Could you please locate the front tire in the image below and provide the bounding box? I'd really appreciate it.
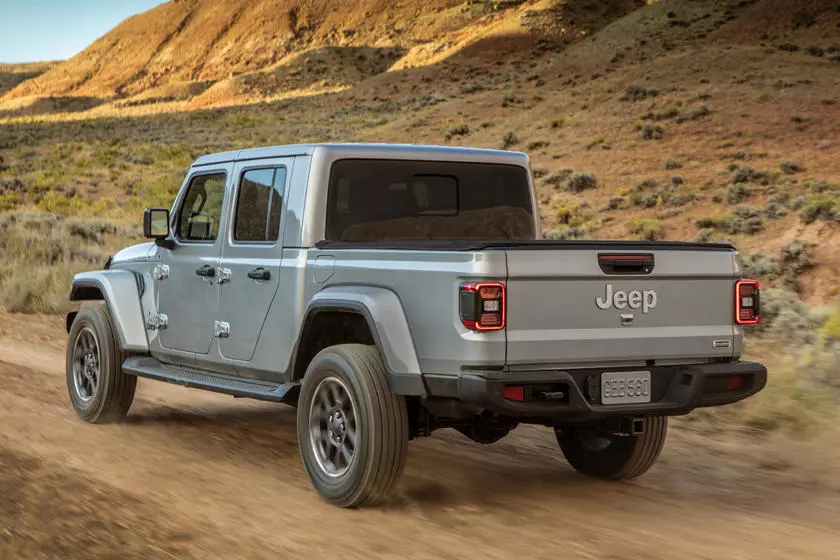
[297,344,408,508]
[556,417,668,480]
[66,303,136,423]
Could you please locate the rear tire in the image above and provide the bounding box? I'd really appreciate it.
[66,303,136,423]
[556,417,667,480]
[297,344,408,507]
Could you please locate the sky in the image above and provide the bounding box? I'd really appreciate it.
[0,0,166,63]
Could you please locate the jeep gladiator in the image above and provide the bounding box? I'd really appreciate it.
[65,143,767,507]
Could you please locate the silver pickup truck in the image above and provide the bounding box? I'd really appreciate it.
[66,143,767,507]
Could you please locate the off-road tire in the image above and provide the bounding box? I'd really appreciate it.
[556,417,668,480]
[66,303,136,423]
[297,344,408,508]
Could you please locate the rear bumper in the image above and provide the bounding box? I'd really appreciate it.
[424,361,767,422]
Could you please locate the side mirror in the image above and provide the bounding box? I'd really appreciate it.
[144,208,170,240]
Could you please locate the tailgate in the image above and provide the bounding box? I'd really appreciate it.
[504,248,738,367]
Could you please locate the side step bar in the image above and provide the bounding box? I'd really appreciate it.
[122,356,299,404]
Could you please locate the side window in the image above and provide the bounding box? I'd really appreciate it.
[233,167,286,243]
[176,173,226,242]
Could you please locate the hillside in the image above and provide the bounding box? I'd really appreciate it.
[0,0,839,310]
[0,0,643,112]
[0,62,55,97]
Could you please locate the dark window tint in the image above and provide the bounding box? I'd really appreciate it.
[234,167,286,242]
[326,159,535,242]
[177,173,226,241]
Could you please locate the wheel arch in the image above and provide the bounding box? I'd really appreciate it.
[69,270,149,353]
[291,286,426,396]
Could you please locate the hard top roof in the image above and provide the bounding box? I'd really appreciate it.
[191,142,529,167]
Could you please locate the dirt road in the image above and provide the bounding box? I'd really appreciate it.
[1,316,839,559]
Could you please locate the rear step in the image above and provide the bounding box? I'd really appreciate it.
[122,356,300,404]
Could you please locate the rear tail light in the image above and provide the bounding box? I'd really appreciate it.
[735,280,760,325]
[460,281,506,331]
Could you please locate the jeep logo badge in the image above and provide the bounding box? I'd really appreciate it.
[596,284,658,314]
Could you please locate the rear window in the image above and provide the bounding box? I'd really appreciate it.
[326,159,535,242]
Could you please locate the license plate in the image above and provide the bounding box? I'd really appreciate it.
[601,371,651,405]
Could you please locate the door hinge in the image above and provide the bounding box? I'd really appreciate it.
[151,264,170,281]
[146,312,168,330]
[217,267,232,284]
[214,321,231,338]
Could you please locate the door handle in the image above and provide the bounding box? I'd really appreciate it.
[247,267,271,281]
[195,264,216,278]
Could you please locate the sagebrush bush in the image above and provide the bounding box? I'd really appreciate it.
[696,206,764,234]
[732,166,772,185]
[663,157,683,170]
[801,195,838,223]
[742,252,779,278]
[754,289,822,343]
[602,196,626,211]
[501,131,519,149]
[762,201,789,219]
[543,169,574,189]
[566,172,598,193]
[623,85,658,101]
[727,183,752,204]
[780,161,805,174]
[544,226,587,240]
[445,123,470,139]
[641,124,664,140]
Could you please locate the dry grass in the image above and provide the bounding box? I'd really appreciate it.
[0,213,138,313]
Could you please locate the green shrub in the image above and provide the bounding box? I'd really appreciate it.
[801,195,838,223]
[762,201,789,219]
[627,218,663,241]
[663,157,683,170]
[501,131,519,149]
[543,169,574,189]
[742,252,780,278]
[727,183,752,204]
[555,203,586,226]
[732,166,772,185]
[566,172,598,193]
[780,161,805,174]
[622,85,658,101]
[696,206,764,234]
[527,139,551,151]
[805,180,839,193]
[545,226,588,240]
[445,123,470,139]
[754,289,821,343]
[675,105,711,123]
[641,124,665,140]
[778,238,815,278]
[602,196,626,211]
[531,166,549,179]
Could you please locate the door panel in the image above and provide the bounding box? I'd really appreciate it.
[218,158,293,364]
[157,169,229,356]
